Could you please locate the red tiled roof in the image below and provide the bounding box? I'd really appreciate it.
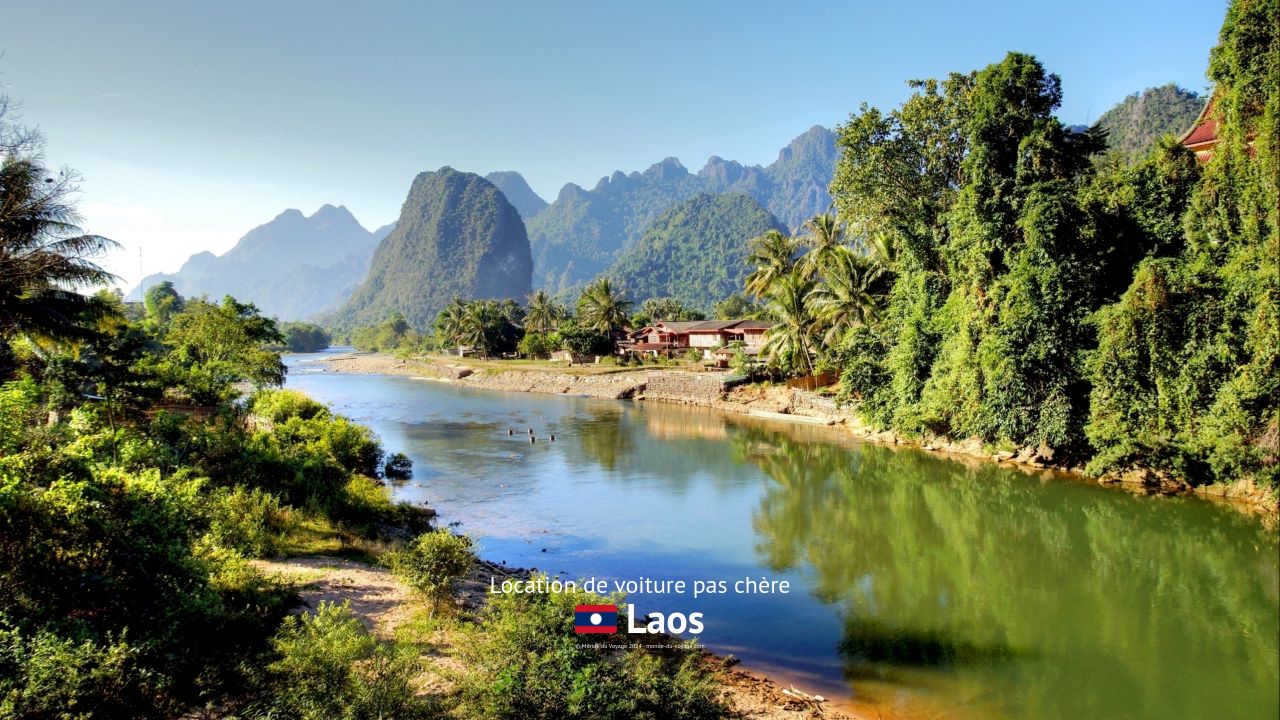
[1180,96,1218,148]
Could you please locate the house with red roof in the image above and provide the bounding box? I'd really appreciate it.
[623,319,772,365]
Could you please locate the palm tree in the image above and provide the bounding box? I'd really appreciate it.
[745,229,799,299]
[524,290,565,334]
[760,274,818,376]
[458,300,505,358]
[434,296,468,347]
[798,213,844,280]
[808,246,885,346]
[576,278,632,334]
[0,157,119,354]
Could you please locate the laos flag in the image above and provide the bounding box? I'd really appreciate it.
[574,604,618,634]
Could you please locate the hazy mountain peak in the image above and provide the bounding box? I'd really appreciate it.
[485,171,549,220]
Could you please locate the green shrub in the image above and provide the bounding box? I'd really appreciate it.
[457,578,724,720]
[264,601,431,720]
[251,389,330,423]
[205,486,294,557]
[388,530,475,612]
[0,619,151,720]
[384,452,413,479]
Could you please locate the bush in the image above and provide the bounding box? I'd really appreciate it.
[517,332,556,359]
[0,619,152,720]
[457,578,724,720]
[251,389,330,423]
[264,601,431,720]
[388,530,475,612]
[205,486,294,557]
[384,452,413,479]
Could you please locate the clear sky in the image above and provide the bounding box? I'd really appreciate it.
[2,0,1224,291]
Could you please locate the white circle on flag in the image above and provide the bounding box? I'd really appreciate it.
[590,612,603,625]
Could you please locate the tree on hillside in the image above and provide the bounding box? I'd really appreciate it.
[576,278,632,334]
[744,229,800,299]
[0,99,119,376]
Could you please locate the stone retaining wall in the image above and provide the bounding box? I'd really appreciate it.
[454,370,646,400]
[640,371,730,406]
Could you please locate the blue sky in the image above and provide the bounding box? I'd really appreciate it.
[1,0,1224,289]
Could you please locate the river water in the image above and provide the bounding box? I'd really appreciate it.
[285,351,1279,720]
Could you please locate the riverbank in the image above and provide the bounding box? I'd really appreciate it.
[253,554,862,719]
[308,351,1277,516]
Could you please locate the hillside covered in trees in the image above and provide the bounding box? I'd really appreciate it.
[607,194,786,310]
[1095,83,1205,160]
[526,126,837,295]
[332,167,533,329]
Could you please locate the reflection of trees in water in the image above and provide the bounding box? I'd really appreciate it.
[559,404,755,493]
[743,430,1280,718]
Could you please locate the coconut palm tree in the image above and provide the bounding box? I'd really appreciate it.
[808,246,885,346]
[576,278,632,334]
[745,229,800,299]
[798,213,844,280]
[458,300,506,359]
[0,157,119,354]
[760,274,818,376]
[434,296,468,347]
[524,289,565,334]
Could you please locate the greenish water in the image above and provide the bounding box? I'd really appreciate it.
[287,352,1279,720]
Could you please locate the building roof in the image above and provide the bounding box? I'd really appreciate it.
[1180,95,1219,151]
[654,319,774,334]
[629,342,674,351]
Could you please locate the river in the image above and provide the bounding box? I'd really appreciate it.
[285,350,1279,720]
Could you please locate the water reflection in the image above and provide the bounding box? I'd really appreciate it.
[742,430,1280,719]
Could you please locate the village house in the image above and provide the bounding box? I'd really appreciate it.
[622,319,772,366]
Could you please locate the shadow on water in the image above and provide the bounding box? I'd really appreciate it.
[837,620,1018,673]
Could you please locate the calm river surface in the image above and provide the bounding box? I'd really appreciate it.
[286,351,1279,720]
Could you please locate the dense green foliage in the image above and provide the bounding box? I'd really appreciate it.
[261,601,432,720]
[335,167,533,329]
[0,294,426,716]
[1095,83,1204,161]
[279,321,332,352]
[607,194,786,310]
[458,579,724,720]
[816,7,1277,491]
[527,127,836,296]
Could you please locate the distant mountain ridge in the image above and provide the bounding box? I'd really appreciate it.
[331,167,532,329]
[128,205,390,320]
[526,125,837,296]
